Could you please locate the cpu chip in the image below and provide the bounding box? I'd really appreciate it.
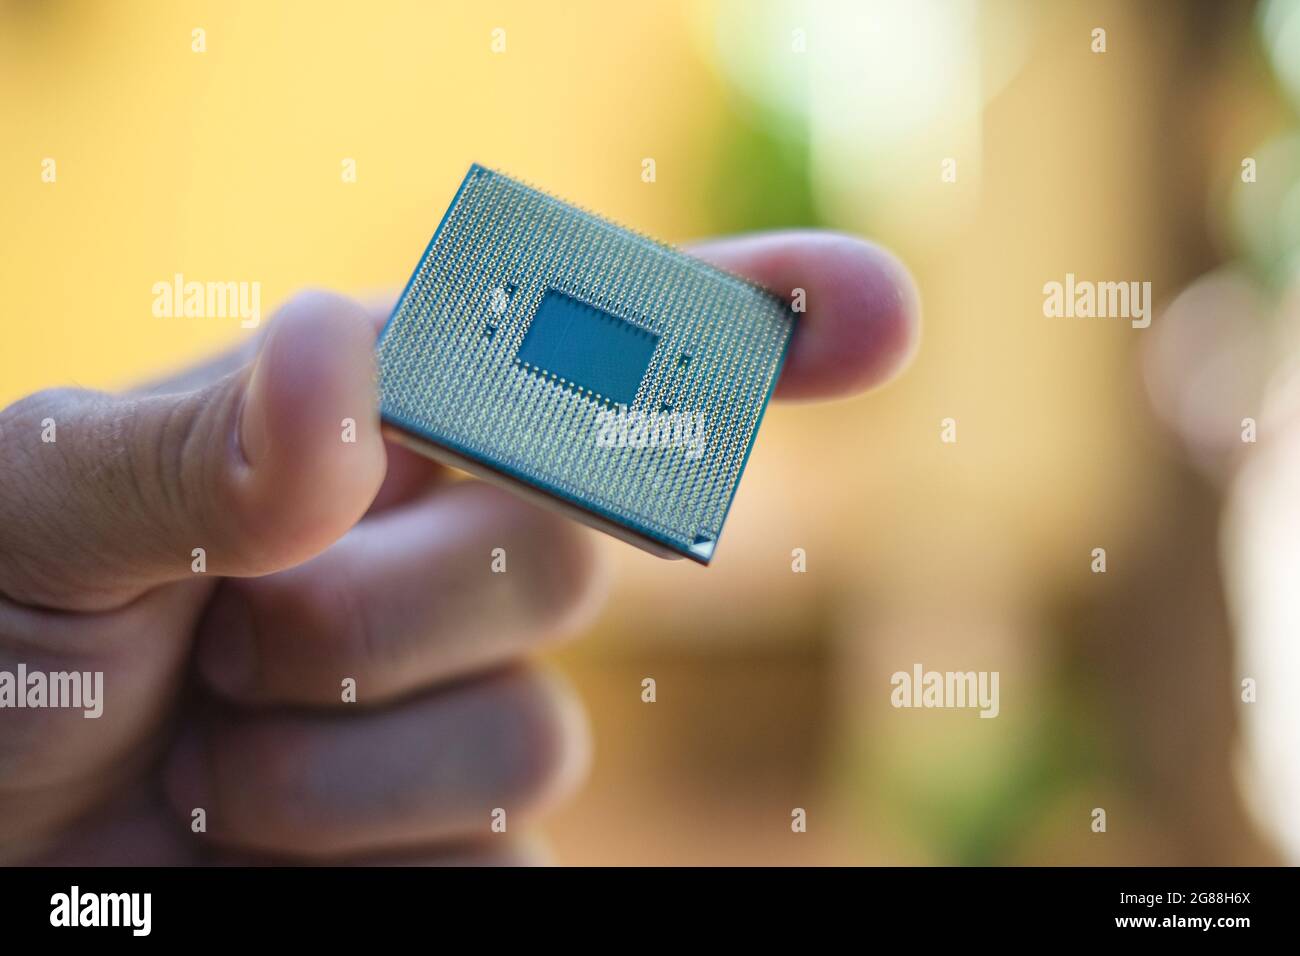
[376,164,795,563]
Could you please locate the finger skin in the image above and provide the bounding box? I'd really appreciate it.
[0,291,386,611]
[19,782,209,867]
[222,291,387,573]
[128,234,916,516]
[0,228,917,867]
[28,784,548,865]
[135,297,447,518]
[194,481,606,706]
[138,233,918,408]
[208,836,552,867]
[688,230,920,401]
[314,836,552,867]
[163,668,589,859]
[368,233,920,402]
[365,440,449,515]
[0,580,208,851]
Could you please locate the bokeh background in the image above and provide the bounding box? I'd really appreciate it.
[3,0,1298,865]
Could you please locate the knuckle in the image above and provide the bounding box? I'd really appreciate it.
[300,572,387,676]
[0,386,84,430]
[0,388,100,479]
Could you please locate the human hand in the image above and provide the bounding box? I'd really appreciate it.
[0,231,918,865]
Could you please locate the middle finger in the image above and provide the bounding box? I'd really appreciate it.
[194,481,605,707]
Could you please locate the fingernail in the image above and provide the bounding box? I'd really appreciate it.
[237,334,275,468]
[196,590,258,699]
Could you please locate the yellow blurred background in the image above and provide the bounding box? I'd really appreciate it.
[3,0,1295,864]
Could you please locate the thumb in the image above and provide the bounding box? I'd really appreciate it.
[0,291,386,611]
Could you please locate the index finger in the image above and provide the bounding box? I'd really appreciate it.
[688,230,920,401]
[140,233,917,407]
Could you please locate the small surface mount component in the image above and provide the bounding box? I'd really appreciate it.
[376,164,796,564]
